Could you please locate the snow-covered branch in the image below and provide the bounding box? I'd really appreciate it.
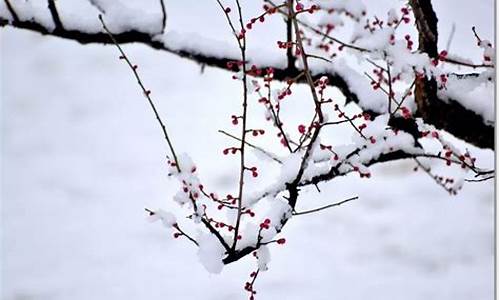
[0,0,494,149]
[2,1,495,298]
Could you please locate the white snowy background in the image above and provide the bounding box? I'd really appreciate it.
[1,0,495,299]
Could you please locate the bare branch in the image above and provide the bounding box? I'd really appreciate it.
[409,0,494,150]
[218,130,283,164]
[47,0,64,31]
[413,158,454,194]
[443,57,493,69]
[4,0,19,22]
[0,0,493,150]
[159,0,167,34]
[293,196,358,216]
[98,15,180,171]
[465,176,494,182]
[285,4,295,71]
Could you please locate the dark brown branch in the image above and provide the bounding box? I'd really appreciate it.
[201,218,231,253]
[0,8,493,149]
[472,26,482,44]
[47,0,64,31]
[465,176,494,182]
[173,224,199,246]
[443,57,493,69]
[409,0,438,57]
[214,0,249,252]
[386,62,393,114]
[409,0,493,150]
[4,0,19,22]
[159,0,167,34]
[288,0,326,211]
[223,138,493,265]
[285,6,295,71]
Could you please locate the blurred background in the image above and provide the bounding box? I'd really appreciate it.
[1,0,494,299]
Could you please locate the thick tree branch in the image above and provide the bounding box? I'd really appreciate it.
[0,6,493,149]
[409,0,494,150]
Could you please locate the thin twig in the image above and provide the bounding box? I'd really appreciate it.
[215,0,249,251]
[47,0,65,31]
[218,130,283,164]
[265,0,369,53]
[4,0,20,22]
[391,79,416,116]
[215,0,242,46]
[413,158,453,194]
[363,72,399,107]
[144,208,199,246]
[286,0,329,212]
[293,196,358,216]
[159,0,167,34]
[366,58,387,73]
[445,23,455,52]
[443,57,493,69]
[332,103,367,140]
[285,4,295,70]
[258,82,295,153]
[321,119,354,126]
[306,53,332,63]
[472,26,482,44]
[464,176,494,182]
[174,224,199,246]
[98,15,180,172]
[386,61,393,114]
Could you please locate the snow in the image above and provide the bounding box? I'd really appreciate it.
[313,0,367,19]
[354,27,394,51]
[159,31,240,61]
[307,58,388,113]
[148,209,177,228]
[1,1,494,299]
[87,1,163,34]
[197,233,225,274]
[277,152,304,184]
[438,71,495,125]
[387,8,399,26]
[256,246,271,271]
[0,0,55,30]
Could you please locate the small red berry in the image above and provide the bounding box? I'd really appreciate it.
[298,124,306,134]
